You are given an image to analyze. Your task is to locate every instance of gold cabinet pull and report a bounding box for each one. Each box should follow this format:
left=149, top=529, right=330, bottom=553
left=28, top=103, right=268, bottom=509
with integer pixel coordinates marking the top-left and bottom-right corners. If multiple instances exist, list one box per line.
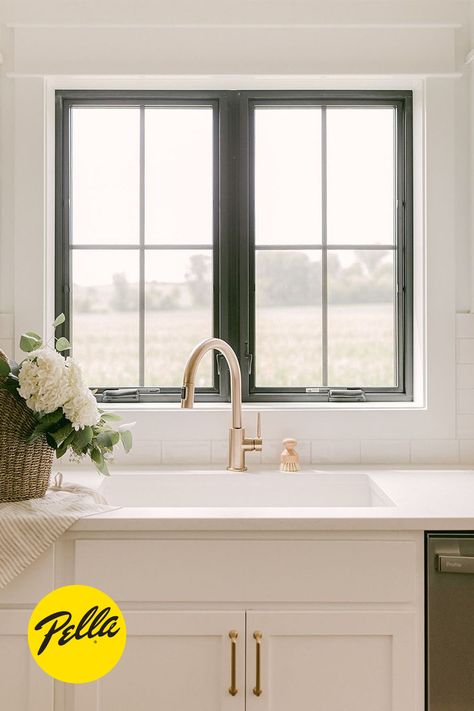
left=253, top=631, right=263, bottom=697
left=228, top=630, right=238, bottom=696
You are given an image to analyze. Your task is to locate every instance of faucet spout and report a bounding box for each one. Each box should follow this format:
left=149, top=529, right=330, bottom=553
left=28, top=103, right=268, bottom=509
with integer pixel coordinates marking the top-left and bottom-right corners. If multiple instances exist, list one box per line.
left=181, top=338, right=242, bottom=429
left=181, top=338, right=262, bottom=471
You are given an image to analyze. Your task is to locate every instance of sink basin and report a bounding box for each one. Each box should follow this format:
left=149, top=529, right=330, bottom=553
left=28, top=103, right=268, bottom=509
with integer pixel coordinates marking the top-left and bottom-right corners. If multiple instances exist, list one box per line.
left=97, top=470, right=394, bottom=508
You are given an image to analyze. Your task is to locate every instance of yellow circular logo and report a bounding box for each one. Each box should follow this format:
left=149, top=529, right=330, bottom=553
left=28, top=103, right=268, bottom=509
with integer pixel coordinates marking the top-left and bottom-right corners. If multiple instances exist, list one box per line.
left=28, top=584, right=126, bottom=684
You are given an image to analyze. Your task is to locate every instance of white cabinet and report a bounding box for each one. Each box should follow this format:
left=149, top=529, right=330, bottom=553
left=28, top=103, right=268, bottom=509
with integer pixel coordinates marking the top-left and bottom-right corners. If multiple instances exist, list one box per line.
left=0, top=610, right=53, bottom=711
left=0, top=532, right=424, bottom=711
left=245, top=611, right=418, bottom=711
left=64, top=608, right=418, bottom=711
left=70, top=611, right=246, bottom=711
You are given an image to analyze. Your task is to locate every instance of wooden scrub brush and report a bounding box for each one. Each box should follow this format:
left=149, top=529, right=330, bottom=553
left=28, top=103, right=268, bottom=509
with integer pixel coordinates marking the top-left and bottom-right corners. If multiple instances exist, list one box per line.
left=280, top=438, right=300, bottom=472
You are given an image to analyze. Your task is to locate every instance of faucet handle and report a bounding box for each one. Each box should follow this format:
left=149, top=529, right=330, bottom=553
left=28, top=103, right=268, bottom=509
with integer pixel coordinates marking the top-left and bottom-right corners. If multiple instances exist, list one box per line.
left=254, top=412, right=263, bottom=451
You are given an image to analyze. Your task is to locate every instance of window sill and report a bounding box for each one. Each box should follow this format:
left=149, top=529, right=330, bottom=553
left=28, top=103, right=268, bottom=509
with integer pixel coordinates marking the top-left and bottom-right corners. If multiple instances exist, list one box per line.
left=101, top=400, right=424, bottom=413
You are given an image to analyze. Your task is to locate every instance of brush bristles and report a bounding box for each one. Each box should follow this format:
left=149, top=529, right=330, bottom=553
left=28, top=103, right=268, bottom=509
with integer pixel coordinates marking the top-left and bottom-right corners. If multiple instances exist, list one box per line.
left=280, top=462, right=300, bottom=472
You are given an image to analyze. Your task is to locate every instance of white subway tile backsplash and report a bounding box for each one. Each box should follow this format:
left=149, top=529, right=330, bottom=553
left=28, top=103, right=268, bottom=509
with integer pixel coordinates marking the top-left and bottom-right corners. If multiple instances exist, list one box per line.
left=296, top=440, right=311, bottom=465
left=113, top=440, right=161, bottom=465
left=0, top=339, right=12, bottom=356
left=457, top=339, right=474, bottom=363
left=457, top=364, right=474, bottom=388
left=0, top=314, right=13, bottom=339
left=162, top=440, right=211, bottom=465
left=311, top=439, right=361, bottom=465
left=456, top=313, right=474, bottom=339
left=211, top=440, right=228, bottom=466
left=360, top=440, right=410, bottom=464
left=456, top=315, right=474, bottom=445
left=459, top=440, right=474, bottom=464
left=457, top=414, right=474, bottom=439
left=410, top=439, right=459, bottom=464
left=260, top=439, right=280, bottom=465
left=457, top=389, right=474, bottom=414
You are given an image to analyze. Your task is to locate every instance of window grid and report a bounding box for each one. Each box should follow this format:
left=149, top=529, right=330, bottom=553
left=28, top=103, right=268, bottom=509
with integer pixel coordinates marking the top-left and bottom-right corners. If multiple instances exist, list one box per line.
left=56, top=90, right=413, bottom=403
left=245, top=96, right=409, bottom=400
left=60, top=95, right=220, bottom=397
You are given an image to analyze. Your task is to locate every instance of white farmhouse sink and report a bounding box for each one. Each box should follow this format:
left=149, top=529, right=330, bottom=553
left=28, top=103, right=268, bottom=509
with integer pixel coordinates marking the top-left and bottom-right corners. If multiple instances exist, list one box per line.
left=97, top=470, right=394, bottom=508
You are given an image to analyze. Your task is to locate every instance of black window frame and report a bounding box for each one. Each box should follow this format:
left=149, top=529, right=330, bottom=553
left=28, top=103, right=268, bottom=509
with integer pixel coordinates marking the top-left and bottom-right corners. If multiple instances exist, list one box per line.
left=55, top=89, right=413, bottom=403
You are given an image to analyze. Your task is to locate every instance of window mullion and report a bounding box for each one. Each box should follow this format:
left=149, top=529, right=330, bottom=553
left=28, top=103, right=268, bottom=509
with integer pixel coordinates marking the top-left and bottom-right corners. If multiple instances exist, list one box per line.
left=139, top=105, right=145, bottom=387
left=321, top=105, right=328, bottom=387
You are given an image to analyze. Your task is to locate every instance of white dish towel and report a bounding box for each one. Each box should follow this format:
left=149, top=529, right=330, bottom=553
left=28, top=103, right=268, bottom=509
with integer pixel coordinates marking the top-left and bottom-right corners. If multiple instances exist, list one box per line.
left=0, top=473, right=117, bottom=589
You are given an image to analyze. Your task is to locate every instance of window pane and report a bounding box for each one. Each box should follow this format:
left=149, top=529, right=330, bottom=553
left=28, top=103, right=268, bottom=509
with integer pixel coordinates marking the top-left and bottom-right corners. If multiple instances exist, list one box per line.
left=145, top=250, right=213, bottom=386
left=327, top=250, right=396, bottom=386
left=327, top=108, right=395, bottom=245
left=255, top=250, right=322, bottom=387
left=72, top=250, right=140, bottom=386
left=71, top=108, right=140, bottom=244
left=254, top=108, right=322, bottom=246
left=145, top=108, right=213, bottom=245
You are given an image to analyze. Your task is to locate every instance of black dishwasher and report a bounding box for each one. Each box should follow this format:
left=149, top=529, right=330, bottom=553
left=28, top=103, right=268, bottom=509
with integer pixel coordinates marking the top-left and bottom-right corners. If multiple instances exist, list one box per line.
left=427, top=533, right=474, bottom=711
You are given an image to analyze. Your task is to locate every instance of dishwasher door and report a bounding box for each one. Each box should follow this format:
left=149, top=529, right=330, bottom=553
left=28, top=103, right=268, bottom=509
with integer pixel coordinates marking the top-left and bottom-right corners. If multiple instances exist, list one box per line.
left=427, top=534, right=474, bottom=711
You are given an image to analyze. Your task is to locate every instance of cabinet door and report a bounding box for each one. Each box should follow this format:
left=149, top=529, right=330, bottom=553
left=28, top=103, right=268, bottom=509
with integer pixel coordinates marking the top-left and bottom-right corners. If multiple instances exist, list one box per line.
left=246, top=611, right=418, bottom=711
left=70, top=611, right=245, bottom=711
left=0, top=610, right=53, bottom=711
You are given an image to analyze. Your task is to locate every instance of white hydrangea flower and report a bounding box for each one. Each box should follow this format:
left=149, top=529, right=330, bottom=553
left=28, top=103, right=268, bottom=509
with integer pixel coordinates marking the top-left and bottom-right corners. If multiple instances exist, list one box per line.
left=63, top=387, right=100, bottom=431
left=18, top=348, right=70, bottom=414
left=65, top=356, right=85, bottom=392
left=18, top=347, right=101, bottom=431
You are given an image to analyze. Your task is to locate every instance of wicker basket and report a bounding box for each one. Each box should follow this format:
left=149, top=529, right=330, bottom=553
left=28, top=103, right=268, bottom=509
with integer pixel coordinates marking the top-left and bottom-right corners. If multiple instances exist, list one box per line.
left=0, top=348, right=53, bottom=502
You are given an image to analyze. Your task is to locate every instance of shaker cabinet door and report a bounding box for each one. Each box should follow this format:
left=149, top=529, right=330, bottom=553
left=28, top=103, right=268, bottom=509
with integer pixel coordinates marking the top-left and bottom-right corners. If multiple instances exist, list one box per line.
left=0, top=610, right=53, bottom=711
left=70, top=610, right=246, bottom=711
left=245, top=610, right=418, bottom=711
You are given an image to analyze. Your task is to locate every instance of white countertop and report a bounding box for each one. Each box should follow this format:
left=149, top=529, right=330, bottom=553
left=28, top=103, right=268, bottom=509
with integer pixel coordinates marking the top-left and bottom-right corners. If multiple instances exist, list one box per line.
left=59, top=465, right=474, bottom=532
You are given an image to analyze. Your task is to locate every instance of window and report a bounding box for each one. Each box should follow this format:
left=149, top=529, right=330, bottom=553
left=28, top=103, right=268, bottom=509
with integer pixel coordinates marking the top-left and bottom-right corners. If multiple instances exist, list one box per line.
left=56, top=90, right=412, bottom=403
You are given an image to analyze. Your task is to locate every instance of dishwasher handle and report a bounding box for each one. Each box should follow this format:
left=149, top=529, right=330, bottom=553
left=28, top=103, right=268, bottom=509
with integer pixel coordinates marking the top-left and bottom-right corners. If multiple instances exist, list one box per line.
left=437, top=555, right=474, bottom=574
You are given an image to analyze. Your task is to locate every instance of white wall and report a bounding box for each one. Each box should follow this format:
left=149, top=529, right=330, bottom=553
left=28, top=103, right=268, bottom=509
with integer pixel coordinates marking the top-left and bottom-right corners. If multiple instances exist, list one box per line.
left=1, top=0, right=474, bottom=465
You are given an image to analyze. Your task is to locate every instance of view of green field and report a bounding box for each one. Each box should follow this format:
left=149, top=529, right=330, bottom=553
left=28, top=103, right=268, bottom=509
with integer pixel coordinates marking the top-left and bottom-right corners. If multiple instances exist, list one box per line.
left=257, top=303, right=394, bottom=387
left=73, top=303, right=395, bottom=389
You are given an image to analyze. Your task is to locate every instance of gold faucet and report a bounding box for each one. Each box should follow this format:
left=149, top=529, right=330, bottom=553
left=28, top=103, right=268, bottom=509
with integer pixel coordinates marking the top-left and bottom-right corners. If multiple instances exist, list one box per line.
left=181, top=338, right=262, bottom=471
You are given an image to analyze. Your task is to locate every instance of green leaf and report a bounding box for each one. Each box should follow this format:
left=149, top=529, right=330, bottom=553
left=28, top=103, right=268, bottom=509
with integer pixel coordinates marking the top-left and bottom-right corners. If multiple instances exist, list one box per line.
left=74, top=426, right=93, bottom=453
left=45, top=433, right=58, bottom=450
left=38, top=409, right=64, bottom=429
left=56, top=441, right=68, bottom=458
left=26, top=410, right=66, bottom=444
left=55, top=337, right=71, bottom=352
left=26, top=428, right=45, bottom=444
left=20, top=332, right=42, bottom=353
left=50, top=422, right=73, bottom=445
left=56, top=430, right=76, bottom=458
left=90, top=447, right=110, bottom=476
left=53, top=313, right=66, bottom=328
left=3, top=374, right=20, bottom=397
left=0, top=359, right=10, bottom=377
left=100, top=412, right=122, bottom=423
left=120, top=430, right=133, bottom=454
left=98, top=460, right=110, bottom=476
left=95, top=430, right=120, bottom=449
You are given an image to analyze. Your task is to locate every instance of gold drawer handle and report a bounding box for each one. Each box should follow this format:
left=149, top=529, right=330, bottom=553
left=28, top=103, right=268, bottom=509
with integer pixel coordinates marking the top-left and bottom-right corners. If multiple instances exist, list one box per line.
left=228, top=630, right=238, bottom=696
left=253, top=631, right=263, bottom=697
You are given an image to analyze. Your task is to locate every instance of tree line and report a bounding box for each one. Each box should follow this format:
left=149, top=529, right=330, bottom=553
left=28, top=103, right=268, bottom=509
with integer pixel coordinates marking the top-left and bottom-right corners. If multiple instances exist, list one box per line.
left=75, top=251, right=393, bottom=313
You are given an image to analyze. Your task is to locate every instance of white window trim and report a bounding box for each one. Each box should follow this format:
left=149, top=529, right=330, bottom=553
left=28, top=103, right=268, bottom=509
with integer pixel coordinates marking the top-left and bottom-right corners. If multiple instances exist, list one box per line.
left=11, top=74, right=457, bottom=440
